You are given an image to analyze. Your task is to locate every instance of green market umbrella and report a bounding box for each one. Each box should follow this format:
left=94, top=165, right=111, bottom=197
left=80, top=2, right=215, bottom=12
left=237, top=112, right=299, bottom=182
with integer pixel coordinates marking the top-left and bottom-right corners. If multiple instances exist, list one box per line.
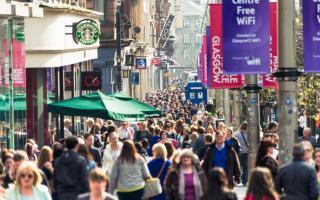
left=48, top=91, right=161, bottom=121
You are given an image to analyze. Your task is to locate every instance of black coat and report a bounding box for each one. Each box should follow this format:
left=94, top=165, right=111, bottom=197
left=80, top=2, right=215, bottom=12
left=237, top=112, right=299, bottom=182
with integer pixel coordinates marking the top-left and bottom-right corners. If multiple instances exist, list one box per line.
left=54, top=150, right=89, bottom=200
left=275, top=159, right=319, bottom=200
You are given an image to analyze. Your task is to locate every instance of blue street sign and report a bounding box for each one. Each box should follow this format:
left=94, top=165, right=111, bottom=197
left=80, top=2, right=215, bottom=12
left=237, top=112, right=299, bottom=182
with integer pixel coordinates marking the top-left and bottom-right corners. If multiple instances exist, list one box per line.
left=130, top=72, right=140, bottom=85
left=135, top=57, right=147, bottom=69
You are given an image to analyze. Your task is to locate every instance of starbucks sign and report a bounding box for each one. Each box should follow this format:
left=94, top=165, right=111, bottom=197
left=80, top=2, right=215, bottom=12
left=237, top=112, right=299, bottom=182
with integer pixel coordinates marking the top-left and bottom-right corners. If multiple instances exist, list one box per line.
left=73, top=19, right=100, bottom=45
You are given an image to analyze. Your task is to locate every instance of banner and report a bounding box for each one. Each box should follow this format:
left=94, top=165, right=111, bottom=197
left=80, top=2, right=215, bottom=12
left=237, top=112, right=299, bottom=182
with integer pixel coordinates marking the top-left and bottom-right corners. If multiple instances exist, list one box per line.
left=303, top=0, right=320, bottom=72
left=157, top=15, right=175, bottom=49
left=206, top=26, right=212, bottom=88
left=262, top=2, right=278, bottom=88
left=202, top=35, right=208, bottom=86
left=0, top=39, right=26, bottom=88
left=222, top=0, right=270, bottom=74
left=209, top=4, right=244, bottom=89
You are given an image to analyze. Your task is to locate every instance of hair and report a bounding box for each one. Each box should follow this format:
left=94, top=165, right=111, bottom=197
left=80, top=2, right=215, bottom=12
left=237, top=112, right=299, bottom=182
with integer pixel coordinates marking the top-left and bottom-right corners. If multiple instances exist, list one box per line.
left=292, top=143, right=306, bottom=159
left=197, top=127, right=206, bottom=135
left=118, top=140, right=139, bottom=164
left=226, top=127, right=233, bottom=135
left=1, top=150, right=14, bottom=165
left=65, top=136, right=79, bottom=150
left=107, top=125, right=117, bottom=133
left=52, top=142, right=63, bottom=160
left=152, top=143, right=168, bottom=159
left=164, top=141, right=175, bottom=159
left=38, top=146, right=53, bottom=168
left=202, top=167, right=231, bottom=200
left=255, top=140, right=274, bottom=167
left=141, top=139, right=149, bottom=149
left=204, top=134, right=214, bottom=144
left=267, top=121, right=278, bottom=131
left=154, top=126, right=162, bottom=136
left=84, top=133, right=93, bottom=140
left=90, top=168, right=109, bottom=183
left=315, top=148, right=320, bottom=172
left=179, top=149, right=199, bottom=166
left=246, top=167, right=277, bottom=200
left=78, top=144, right=93, bottom=161
left=64, top=119, right=72, bottom=127
left=206, top=125, right=214, bottom=134
left=13, top=150, right=28, bottom=162
left=15, top=161, right=43, bottom=188
left=240, top=121, right=247, bottom=131
left=25, top=142, right=34, bottom=158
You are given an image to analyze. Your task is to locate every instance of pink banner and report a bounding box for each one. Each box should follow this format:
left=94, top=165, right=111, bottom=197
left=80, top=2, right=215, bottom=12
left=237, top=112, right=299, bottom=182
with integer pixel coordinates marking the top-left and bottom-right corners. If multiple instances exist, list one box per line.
left=262, top=2, right=278, bottom=89
left=0, top=38, right=26, bottom=88
left=209, top=4, right=244, bottom=89
left=202, top=35, right=208, bottom=86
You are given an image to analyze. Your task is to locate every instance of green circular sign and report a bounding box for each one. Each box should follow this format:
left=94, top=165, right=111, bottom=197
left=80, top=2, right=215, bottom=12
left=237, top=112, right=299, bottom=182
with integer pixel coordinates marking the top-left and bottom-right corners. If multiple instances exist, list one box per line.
left=74, top=20, right=100, bottom=45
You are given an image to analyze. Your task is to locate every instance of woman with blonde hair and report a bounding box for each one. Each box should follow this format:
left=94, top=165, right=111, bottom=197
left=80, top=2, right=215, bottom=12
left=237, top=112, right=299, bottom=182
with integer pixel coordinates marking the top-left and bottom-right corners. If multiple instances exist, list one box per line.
left=147, top=143, right=171, bottom=200
left=244, top=167, right=278, bottom=200
left=301, top=141, right=315, bottom=167
left=7, top=161, right=51, bottom=200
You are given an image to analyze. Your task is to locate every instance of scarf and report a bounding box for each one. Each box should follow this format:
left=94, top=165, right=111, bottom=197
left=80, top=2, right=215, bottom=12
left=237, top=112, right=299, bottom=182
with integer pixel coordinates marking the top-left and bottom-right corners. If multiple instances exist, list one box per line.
left=178, top=166, right=203, bottom=200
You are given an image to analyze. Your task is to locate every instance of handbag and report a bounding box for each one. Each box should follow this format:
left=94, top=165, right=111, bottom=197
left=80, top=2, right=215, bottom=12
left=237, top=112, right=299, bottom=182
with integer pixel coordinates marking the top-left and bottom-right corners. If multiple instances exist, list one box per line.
left=142, top=161, right=166, bottom=199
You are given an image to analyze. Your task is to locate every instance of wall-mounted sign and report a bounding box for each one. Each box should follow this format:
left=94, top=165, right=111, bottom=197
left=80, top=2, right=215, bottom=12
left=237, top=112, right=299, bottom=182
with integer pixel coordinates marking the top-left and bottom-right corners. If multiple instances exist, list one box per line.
left=130, top=72, right=140, bottom=85
left=123, top=70, right=129, bottom=78
left=15, top=27, right=25, bottom=42
left=73, top=19, right=100, bottom=45
left=135, top=57, right=147, bottom=69
left=151, top=57, right=161, bottom=65
left=125, top=55, right=135, bottom=66
left=157, top=15, right=175, bottom=49
left=81, top=71, right=101, bottom=90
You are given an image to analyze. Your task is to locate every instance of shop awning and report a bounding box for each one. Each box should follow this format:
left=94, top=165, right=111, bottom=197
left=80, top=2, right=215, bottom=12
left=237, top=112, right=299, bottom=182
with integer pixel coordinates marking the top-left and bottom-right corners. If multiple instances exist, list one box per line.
left=48, top=91, right=161, bottom=121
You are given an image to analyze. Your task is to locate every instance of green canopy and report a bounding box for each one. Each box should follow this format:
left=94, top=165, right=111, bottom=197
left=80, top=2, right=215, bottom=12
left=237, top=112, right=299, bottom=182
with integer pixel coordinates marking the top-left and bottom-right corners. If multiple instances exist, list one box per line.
left=48, top=91, right=161, bottom=121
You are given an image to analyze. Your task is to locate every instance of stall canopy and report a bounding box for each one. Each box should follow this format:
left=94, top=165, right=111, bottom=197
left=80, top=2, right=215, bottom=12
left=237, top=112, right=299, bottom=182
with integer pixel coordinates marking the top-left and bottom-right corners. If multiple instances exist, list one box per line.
left=48, top=91, right=161, bottom=121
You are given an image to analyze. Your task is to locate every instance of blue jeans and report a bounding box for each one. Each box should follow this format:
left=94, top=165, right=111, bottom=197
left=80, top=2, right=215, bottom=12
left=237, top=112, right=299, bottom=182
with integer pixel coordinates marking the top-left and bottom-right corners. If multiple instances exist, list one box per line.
left=117, top=188, right=144, bottom=200
left=239, top=153, right=248, bottom=185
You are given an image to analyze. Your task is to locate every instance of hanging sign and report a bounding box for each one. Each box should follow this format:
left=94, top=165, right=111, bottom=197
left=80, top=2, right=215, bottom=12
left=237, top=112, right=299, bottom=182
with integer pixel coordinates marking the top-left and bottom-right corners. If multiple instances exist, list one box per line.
left=206, top=26, right=212, bottom=88
left=135, top=57, right=147, bottom=69
left=262, top=2, right=278, bottom=88
left=303, top=0, right=320, bottom=72
left=73, top=19, right=100, bottom=45
left=209, top=4, right=244, bottom=89
left=81, top=71, right=101, bottom=90
left=130, top=72, right=140, bottom=85
left=157, top=15, right=175, bottom=49
left=222, top=0, right=270, bottom=74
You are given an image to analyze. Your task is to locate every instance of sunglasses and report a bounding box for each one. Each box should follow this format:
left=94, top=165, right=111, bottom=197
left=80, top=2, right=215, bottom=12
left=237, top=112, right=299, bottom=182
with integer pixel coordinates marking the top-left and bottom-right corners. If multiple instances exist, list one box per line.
left=21, top=173, right=33, bottom=179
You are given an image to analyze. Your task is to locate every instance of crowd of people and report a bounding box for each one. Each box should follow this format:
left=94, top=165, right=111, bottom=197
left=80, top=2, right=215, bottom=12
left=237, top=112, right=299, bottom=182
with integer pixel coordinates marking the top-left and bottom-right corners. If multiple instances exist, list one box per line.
left=0, top=86, right=319, bottom=200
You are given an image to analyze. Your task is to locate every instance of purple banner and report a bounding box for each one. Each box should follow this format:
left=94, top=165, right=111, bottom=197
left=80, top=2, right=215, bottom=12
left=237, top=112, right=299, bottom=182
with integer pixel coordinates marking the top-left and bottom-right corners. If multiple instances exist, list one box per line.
left=223, top=0, right=270, bottom=74
left=303, top=0, right=320, bottom=72
left=206, top=26, right=212, bottom=87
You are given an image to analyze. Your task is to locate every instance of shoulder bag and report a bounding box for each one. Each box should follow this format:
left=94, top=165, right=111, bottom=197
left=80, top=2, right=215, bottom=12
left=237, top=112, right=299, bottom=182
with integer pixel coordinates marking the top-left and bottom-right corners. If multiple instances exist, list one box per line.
left=142, top=161, right=166, bottom=199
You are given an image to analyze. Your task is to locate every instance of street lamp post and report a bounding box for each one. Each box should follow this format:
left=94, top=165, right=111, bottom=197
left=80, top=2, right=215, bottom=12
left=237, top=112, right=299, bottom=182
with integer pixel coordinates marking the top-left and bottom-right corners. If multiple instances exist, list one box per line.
left=275, top=0, right=300, bottom=165
left=115, top=0, right=122, bottom=92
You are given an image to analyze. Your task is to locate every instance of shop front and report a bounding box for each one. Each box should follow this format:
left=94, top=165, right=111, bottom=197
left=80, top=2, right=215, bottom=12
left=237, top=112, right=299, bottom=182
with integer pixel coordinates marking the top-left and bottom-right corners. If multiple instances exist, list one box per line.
left=25, top=4, right=101, bottom=145
left=0, top=1, right=43, bottom=149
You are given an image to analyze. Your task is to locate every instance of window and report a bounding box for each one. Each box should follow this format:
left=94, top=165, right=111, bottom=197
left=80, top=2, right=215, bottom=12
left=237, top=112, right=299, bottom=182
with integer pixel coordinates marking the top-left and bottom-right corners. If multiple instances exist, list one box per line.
left=183, top=33, right=191, bottom=44
left=184, top=50, right=191, bottom=60
left=183, top=18, right=190, bottom=27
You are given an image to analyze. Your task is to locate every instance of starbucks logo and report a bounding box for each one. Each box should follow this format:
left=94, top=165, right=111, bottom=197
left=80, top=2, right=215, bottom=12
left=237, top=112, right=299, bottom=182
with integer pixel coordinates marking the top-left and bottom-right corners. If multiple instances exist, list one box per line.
left=74, top=19, right=100, bottom=45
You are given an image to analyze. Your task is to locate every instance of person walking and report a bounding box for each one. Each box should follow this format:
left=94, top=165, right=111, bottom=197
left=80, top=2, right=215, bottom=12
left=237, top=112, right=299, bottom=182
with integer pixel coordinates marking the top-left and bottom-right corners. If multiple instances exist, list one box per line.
left=6, top=161, right=52, bottom=200
left=102, top=132, right=123, bottom=174
left=147, top=143, right=171, bottom=200
left=244, top=167, right=278, bottom=200
left=77, top=168, right=117, bottom=200
left=108, top=140, right=151, bottom=200
left=235, top=121, right=249, bottom=186
left=54, top=136, right=89, bottom=200
left=38, top=146, right=54, bottom=193
left=84, top=133, right=102, bottom=167
left=255, top=140, right=279, bottom=180
left=192, top=127, right=206, bottom=155
left=78, top=144, right=96, bottom=171
left=200, top=167, right=237, bottom=200
left=275, top=143, right=319, bottom=200
left=202, top=131, right=241, bottom=188
left=164, top=149, right=207, bottom=200
left=134, top=122, right=150, bottom=143
left=225, top=127, right=241, bottom=155
left=298, top=127, right=317, bottom=147
left=301, top=141, right=315, bottom=167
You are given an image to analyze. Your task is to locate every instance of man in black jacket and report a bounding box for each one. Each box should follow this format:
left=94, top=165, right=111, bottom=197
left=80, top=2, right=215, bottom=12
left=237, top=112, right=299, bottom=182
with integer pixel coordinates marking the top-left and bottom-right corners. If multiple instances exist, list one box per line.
left=275, top=143, right=319, bottom=200
left=54, top=136, right=89, bottom=200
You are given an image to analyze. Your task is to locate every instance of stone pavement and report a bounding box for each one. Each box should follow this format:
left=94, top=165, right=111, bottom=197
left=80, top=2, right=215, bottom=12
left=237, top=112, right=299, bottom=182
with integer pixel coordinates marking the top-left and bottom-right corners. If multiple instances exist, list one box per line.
left=234, top=186, right=247, bottom=199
